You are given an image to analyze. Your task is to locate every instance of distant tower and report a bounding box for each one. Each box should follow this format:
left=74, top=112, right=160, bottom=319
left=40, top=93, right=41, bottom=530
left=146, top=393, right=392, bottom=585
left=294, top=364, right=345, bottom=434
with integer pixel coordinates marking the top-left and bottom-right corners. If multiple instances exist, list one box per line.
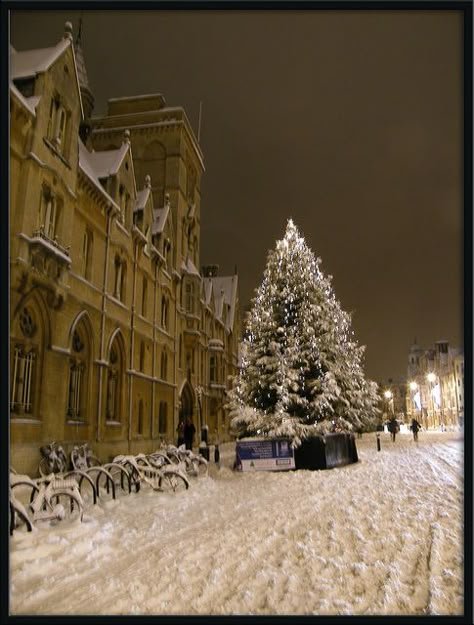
left=407, top=339, right=423, bottom=378
left=74, top=17, right=95, bottom=142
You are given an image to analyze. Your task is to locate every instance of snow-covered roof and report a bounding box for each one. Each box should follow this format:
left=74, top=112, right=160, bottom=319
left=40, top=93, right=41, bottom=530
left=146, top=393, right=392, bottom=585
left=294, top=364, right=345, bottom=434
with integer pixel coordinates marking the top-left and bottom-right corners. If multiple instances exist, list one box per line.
left=135, top=187, right=151, bottom=212
left=78, top=139, right=119, bottom=210
left=202, top=279, right=213, bottom=306
left=9, top=82, right=41, bottom=117
left=10, top=39, right=71, bottom=79
left=181, top=256, right=201, bottom=278
left=152, top=205, right=169, bottom=235
left=85, top=143, right=130, bottom=179
left=202, top=274, right=238, bottom=331
left=10, top=28, right=84, bottom=121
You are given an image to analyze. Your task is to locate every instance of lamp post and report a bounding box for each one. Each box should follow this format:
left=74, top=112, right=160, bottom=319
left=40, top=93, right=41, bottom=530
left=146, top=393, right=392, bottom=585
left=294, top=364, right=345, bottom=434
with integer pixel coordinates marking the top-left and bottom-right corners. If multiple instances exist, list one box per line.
left=427, top=372, right=436, bottom=429
left=410, top=382, right=423, bottom=425
left=384, top=390, right=393, bottom=418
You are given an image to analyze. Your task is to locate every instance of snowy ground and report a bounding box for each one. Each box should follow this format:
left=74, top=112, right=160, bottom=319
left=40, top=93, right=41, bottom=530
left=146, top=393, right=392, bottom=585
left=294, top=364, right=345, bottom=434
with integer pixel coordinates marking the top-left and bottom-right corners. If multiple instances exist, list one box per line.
left=10, top=431, right=464, bottom=616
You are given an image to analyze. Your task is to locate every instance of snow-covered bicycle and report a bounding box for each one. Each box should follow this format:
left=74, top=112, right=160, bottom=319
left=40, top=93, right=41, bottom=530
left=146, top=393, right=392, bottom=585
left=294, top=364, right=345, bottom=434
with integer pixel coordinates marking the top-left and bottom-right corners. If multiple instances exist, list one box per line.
left=10, top=472, right=84, bottom=531
left=38, top=441, right=68, bottom=476
left=163, top=444, right=209, bottom=477
left=113, top=454, right=190, bottom=493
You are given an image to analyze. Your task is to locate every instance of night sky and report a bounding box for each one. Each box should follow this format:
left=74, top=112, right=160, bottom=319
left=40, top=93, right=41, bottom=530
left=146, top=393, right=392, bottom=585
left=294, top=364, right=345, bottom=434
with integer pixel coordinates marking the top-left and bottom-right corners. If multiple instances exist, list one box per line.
left=9, top=8, right=464, bottom=381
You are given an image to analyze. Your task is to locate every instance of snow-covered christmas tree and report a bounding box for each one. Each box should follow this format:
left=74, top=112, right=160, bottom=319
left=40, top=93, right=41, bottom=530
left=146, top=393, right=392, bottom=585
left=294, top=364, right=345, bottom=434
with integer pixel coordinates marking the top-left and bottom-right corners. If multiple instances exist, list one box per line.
left=228, top=219, right=380, bottom=447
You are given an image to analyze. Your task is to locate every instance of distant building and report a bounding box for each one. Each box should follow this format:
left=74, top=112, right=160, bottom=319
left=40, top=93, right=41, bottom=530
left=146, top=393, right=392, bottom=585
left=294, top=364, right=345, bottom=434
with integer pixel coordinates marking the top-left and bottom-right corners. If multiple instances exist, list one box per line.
left=379, top=378, right=407, bottom=421
left=406, top=340, right=464, bottom=430
left=9, top=22, right=240, bottom=473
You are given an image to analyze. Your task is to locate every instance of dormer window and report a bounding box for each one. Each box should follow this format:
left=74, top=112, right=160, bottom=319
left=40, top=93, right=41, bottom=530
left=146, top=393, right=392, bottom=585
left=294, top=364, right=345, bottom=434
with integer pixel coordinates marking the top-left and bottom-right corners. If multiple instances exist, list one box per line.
left=118, top=185, right=129, bottom=226
left=185, top=280, right=196, bottom=314
left=46, top=95, right=70, bottom=157
left=38, top=185, right=60, bottom=241
left=113, top=256, right=126, bottom=302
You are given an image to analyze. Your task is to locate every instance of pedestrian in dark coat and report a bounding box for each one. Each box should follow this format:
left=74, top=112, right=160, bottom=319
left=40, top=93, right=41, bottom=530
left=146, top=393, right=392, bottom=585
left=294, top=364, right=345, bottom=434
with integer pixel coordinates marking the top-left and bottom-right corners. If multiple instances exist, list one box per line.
left=176, top=421, right=185, bottom=447
left=184, top=417, right=196, bottom=450
left=388, top=417, right=399, bottom=442
left=410, top=418, right=421, bottom=441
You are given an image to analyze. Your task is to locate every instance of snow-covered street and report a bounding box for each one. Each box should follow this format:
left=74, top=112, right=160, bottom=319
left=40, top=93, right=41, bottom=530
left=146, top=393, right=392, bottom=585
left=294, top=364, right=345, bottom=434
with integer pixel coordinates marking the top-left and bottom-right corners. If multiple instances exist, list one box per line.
left=10, top=432, right=463, bottom=616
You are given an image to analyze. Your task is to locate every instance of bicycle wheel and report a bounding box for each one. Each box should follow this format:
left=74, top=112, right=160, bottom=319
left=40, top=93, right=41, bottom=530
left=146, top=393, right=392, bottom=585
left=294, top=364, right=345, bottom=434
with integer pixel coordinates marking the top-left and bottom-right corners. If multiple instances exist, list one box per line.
left=49, top=490, right=84, bottom=522
left=158, top=470, right=189, bottom=493
left=194, top=457, right=209, bottom=477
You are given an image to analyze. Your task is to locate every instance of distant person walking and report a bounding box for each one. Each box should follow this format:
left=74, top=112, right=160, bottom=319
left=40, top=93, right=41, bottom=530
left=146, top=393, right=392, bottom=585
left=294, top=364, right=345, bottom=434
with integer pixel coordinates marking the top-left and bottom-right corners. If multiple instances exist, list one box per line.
left=176, top=420, right=185, bottom=447
left=410, top=418, right=421, bottom=442
left=184, top=417, right=196, bottom=450
left=388, top=416, right=399, bottom=442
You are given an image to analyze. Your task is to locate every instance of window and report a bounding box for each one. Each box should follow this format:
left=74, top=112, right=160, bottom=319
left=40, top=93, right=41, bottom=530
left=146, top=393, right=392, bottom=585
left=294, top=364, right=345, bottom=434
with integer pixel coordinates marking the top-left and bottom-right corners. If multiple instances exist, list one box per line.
left=159, top=401, right=168, bottom=435
left=10, top=306, right=42, bottom=418
left=179, top=335, right=183, bottom=369
left=118, top=185, right=129, bottom=226
left=138, top=400, right=144, bottom=435
left=113, top=257, right=126, bottom=302
left=186, top=161, right=196, bottom=201
left=106, top=341, right=123, bottom=422
left=181, top=218, right=187, bottom=258
left=66, top=327, right=89, bottom=421
left=139, top=341, right=145, bottom=372
left=193, top=236, right=199, bottom=265
left=185, top=281, right=195, bottom=314
left=160, top=350, right=168, bottom=380
left=141, top=277, right=148, bottom=317
left=163, top=238, right=171, bottom=270
left=82, top=229, right=93, bottom=280
left=210, top=355, right=217, bottom=383
left=46, top=95, right=69, bottom=155
left=39, top=186, right=59, bottom=240
left=11, top=345, right=36, bottom=414
left=161, top=296, right=168, bottom=329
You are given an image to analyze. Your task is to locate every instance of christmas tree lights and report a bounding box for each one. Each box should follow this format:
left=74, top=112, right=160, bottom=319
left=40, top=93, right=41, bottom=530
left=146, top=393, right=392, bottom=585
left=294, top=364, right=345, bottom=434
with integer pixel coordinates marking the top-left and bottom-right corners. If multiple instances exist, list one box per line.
left=227, top=219, right=380, bottom=447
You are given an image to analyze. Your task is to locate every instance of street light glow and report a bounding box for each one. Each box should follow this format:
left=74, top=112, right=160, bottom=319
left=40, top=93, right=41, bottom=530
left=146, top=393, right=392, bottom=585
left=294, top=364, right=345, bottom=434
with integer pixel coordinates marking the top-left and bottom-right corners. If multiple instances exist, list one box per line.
left=409, top=381, right=418, bottom=391
left=427, top=372, right=436, bottom=383
left=384, top=390, right=392, bottom=399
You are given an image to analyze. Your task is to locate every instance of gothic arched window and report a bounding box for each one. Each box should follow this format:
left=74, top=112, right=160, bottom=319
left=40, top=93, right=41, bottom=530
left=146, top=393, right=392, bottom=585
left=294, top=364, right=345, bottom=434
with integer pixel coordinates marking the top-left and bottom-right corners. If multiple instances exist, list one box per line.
left=67, top=322, right=90, bottom=421
left=106, top=338, right=123, bottom=422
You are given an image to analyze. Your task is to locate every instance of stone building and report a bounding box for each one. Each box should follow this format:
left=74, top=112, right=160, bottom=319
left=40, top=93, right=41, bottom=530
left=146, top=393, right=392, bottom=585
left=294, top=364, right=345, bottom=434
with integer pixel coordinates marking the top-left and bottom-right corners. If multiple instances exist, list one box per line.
left=406, top=340, right=464, bottom=430
left=9, top=22, right=240, bottom=474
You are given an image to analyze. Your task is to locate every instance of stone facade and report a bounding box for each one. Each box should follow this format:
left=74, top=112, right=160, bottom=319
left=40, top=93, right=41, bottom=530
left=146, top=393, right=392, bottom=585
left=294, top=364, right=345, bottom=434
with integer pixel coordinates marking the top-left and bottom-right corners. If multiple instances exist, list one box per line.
left=10, top=23, right=240, bottom=474
left=406, top=340, right=464, bottom=430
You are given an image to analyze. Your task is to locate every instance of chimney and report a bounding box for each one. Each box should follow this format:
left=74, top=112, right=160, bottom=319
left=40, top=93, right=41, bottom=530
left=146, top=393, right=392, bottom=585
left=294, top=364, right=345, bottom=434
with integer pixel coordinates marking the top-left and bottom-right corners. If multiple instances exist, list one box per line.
left=201, top=264, right=219, bottom=277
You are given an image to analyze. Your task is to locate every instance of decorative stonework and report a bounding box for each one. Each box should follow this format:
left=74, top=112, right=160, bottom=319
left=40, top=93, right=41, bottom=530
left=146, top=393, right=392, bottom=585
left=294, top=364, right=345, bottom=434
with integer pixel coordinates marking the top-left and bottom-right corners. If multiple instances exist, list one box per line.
left=19, top=307, right=36, bottom=337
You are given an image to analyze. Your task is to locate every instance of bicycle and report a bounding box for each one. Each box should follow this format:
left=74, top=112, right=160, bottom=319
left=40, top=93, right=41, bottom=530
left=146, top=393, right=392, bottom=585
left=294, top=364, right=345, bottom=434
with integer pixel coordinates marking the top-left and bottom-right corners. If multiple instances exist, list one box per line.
left=163, top=444, right=209, bottom=477
left=38, top=441, right=68, bottom=476
left=70, top=443, right=101, bottom=471
left=113, top=454, right=190, bottom=493
left=10, top=472, right=84, bottom=530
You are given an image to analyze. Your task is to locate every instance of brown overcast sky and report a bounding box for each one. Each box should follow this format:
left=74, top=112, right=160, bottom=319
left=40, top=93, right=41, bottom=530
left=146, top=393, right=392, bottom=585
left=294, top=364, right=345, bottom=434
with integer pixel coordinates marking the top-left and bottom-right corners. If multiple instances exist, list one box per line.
left=9, top=8, right=465, bottom=382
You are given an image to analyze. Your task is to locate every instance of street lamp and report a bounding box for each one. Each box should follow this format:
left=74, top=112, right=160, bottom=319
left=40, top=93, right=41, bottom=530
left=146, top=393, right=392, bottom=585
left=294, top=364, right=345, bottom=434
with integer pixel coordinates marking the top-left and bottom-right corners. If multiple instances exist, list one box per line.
left=409, top=381, right=423, bottom=426
left=426, top=373, right=436, bottom=428
left=384, top=390, right=393, bottom=417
